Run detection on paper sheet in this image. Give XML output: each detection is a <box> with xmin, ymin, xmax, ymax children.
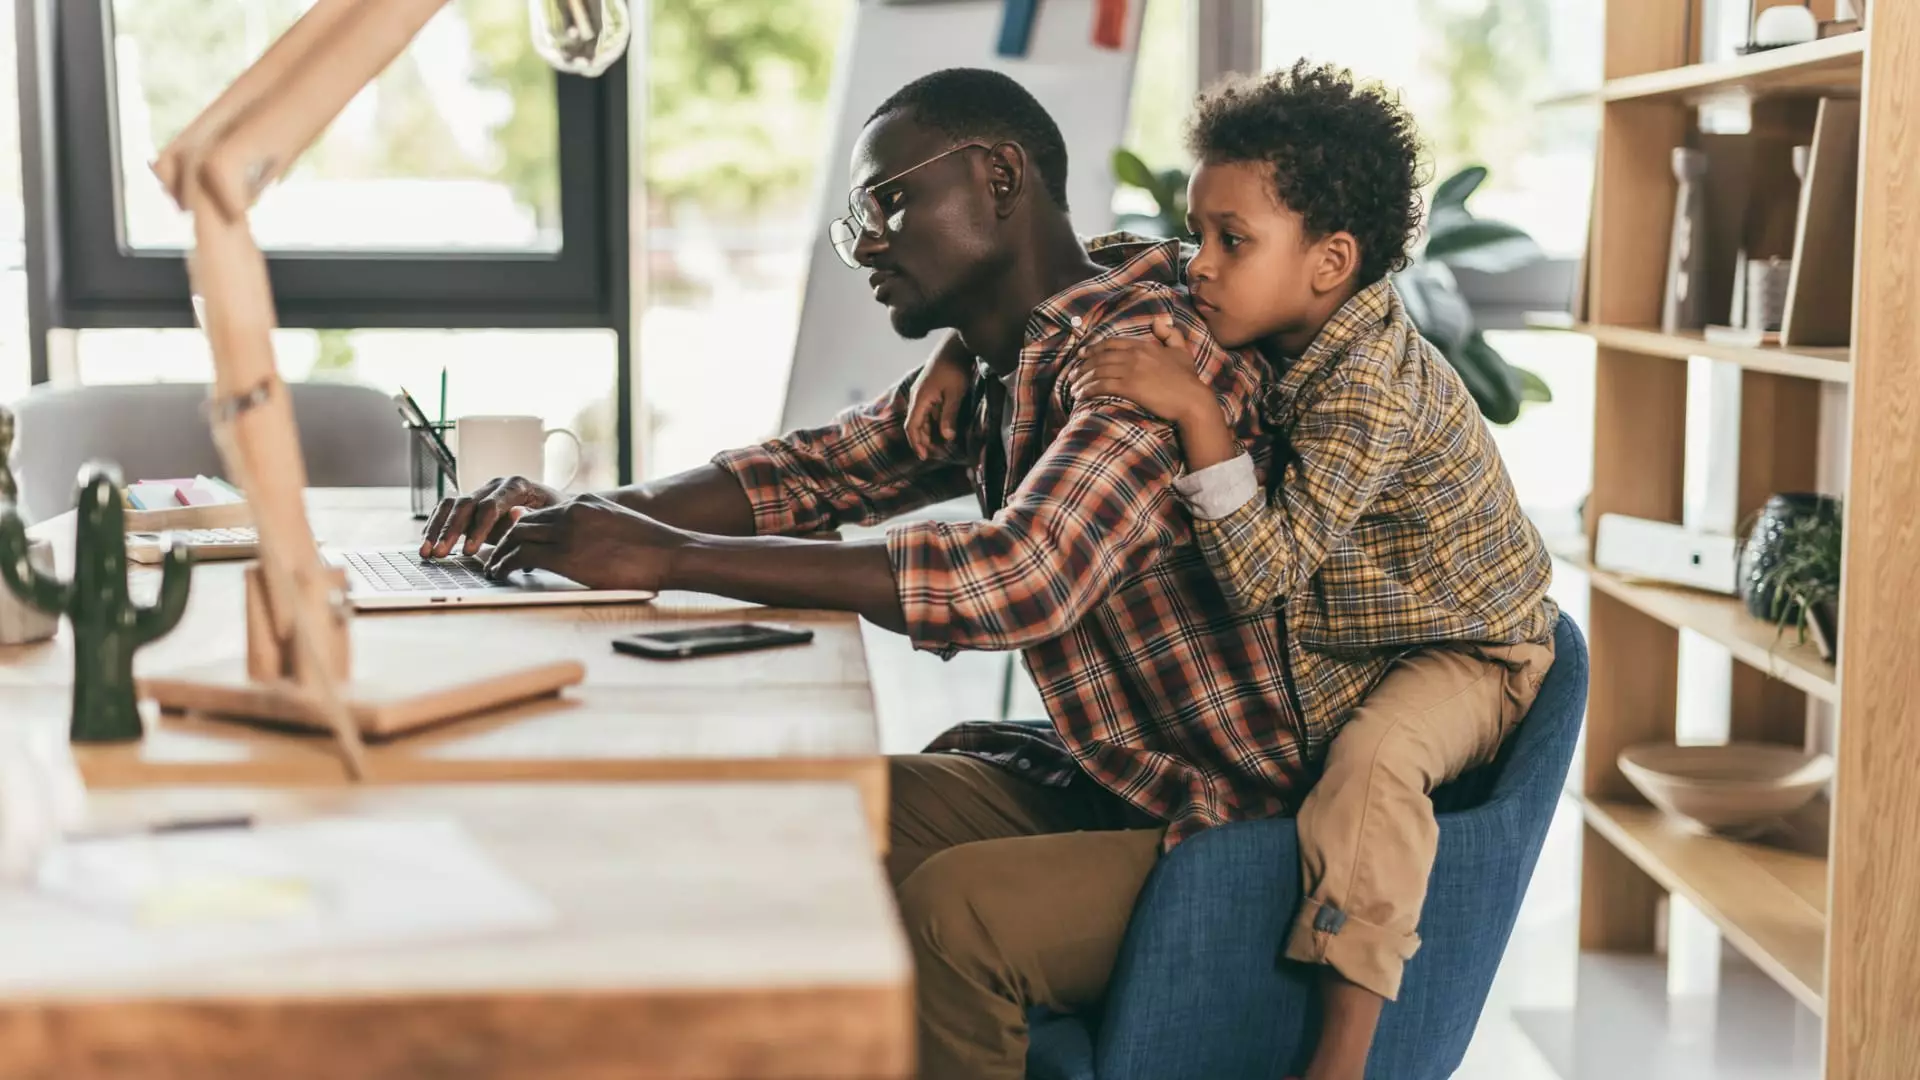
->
<box><xmin>0</xmin><ymin>816</ymin><xmax>555</xmax><ymax>989</ymax></box>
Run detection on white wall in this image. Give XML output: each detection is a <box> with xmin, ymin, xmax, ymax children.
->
<box><xmin>779</xmin><ymin>0</ymin><xmax>1147</xmax><ymax>432</ymax></box>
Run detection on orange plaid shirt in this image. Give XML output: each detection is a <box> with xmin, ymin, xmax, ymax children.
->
<box><xmin>713</xmin><ymin>240</ymin><xmax>1310</xmax><ymax>845</ymax></box>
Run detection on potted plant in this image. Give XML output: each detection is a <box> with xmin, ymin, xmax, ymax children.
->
<box><xmin>1749</xmin><ymin>504</ymin><xmax>1844</xmax><ymax>662</ymax></box>
<box><xmin>1111</xmin><ymin>152</ymin><xmax>1553</xmax><ymax>424</ymax></box>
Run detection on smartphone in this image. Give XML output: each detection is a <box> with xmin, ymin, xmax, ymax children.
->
<box><xmin>612</xmin><ymin>622</ymin><xmax>816</xmax><ymax>660</ymax></box>
<box><xmin>393</xmin><ymin>388</ymin><xmax>459</xmax><ymax>480</ymax></box>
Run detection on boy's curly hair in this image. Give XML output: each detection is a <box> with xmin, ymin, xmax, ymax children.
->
<box><xmin>1186</xmin><ymin>60</ymin><xmax>1426</xmax><ymax>286</ymax></box>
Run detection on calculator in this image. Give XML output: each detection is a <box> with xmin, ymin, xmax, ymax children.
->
<box><xmin>127</xmin><ymin>527</ymin><xmax>260</xmax><ymax>564</ymax></box>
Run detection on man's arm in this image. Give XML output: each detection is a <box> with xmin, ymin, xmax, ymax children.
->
<box><xmin>680</xmin><ymin>396</ymin><xmax>1183</xmax><ymax>648</ymax></box>
<box><xmin>596</xmin><ymin>465</ymin><xmax>759</xmax><ymax>536</ymax></box>
<box><xmin>699</xmin><ymin>370</ymin><xmax>973</xmax><ymax>538</ymax></box>
<box><xmin>428</xmin><ymin>370</ymin><xmax>969</xmax><ymax>556</ymax></box>
<box><xmin>888</xmin><ymin>395</ymin><xmax>1186</xmax><ymax>654</ymax></box>
<box><xmin>490</xmin><ymin>387</ymin><xmax>1185</xmax><ymax>643</ymax></box>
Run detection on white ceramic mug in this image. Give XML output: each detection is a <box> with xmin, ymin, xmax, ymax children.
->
<box><xmin>454</xmin><ymin>415</ymin><xmax>583</xmax><ymax>494</ymax></box>
<box><xmin>0</xmin><ymin>539</ymin><xmax>59</xmax><ymax>646</ymax></box>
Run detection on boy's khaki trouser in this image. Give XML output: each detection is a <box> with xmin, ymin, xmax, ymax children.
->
<box><xmin>889</xmin><ymin>639</ymin><xmax>1555</xmax><ymax>1080</ymax></box>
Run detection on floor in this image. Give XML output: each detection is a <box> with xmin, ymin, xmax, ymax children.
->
<box><xmin>854</xmin><ymin>534</ymin><xmax>1824</xmax><ymax>1079</ymax></box>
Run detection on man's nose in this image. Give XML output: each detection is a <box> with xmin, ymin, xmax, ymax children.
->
<box><xmin>852</xmin><ymin>228</ymin><xmax>888</xmax><ymax>268</ymax></box>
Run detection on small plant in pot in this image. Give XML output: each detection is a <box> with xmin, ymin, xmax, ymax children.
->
<box><xmin>1748</xmin><ymin>503</ymin><xmax>1843</xmax><ymax>663</ymax></box>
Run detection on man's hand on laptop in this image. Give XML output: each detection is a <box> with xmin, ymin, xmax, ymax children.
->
<box><xmin>421</xmin><ymin>475</ymin><xmax>564</xmax><ymax>559</ymax></box>
<box><xmin>482</xmin><ymin>493</ymin><xmax>683</xmax><ymax>591</ymax></box>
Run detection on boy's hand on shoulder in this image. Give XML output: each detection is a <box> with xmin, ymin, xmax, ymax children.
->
<box><xmin>1071</xmin><ymin>315</ymin><xmax>1213</xmax><ymax>426</ymax></box>
<box><xmin>905</xmin><ymin>332</ymin><xmax>974</xmax><ymax>460</ymax></box>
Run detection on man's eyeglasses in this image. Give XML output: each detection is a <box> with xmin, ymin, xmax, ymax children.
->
<box><xmin>829</xmin><ymin>142</ymin><xmax>991</xmax><ymax>269</ymax></box>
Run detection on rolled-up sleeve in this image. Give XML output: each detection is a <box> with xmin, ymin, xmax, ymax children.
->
<box><xmin>711</xmin><ymin>370</ymin><xmax>972</xmax><ymax>537</ymax></box>
<box><xmin>1172</xmin><ymin>452</ymin><xmax>1260</xmax><ymax>521</ymax></box>
<box><xmin>886</xmin><ymin>399</ymin><xmax>1185</xmax><ymax>657</ymax></box>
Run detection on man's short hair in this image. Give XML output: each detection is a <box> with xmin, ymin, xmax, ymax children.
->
<box><xmin>868</xmin><ymin>68</ymin><xmax>1071</xmax><ymax>211</ymax></box>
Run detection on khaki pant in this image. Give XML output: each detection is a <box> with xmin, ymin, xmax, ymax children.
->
<box><xmin>890</xmin><ymin>640</ymin><xmax>1554</xmax><ymax>1080</ymax></box>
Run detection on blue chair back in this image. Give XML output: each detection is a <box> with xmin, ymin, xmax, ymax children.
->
<box><xmin>1029</xmin><ymin>614</ymin><xmax>1588</xmax><ymax>1080</ymax></box>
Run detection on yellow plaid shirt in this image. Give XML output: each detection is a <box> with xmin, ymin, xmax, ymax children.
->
<box><xmin>1178</xmin><ymin>276</ymin><xmax>1557</xmax><ymax>743</ymax></box>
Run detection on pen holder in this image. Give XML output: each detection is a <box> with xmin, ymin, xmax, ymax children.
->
<box><xmin>409</xmin><ymin>421</ymin><xmax>455</xmax><ymax>521</ymax></box>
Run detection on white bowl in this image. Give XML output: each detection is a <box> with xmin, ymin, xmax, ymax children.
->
<box><xmin>1618</xmin><ymin>742</ymin><xmax>1833</xmax><ymax>837</ymax></box>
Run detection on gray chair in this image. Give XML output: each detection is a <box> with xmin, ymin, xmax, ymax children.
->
<box><xmin>9</xmin><ymin>381</ymin><xmax>410</xmax><ymax>524</ymax></box>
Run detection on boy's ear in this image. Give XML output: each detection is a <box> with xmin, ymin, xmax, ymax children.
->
<box><xmin>1312</xmin><ymin>231</ymin><xmax>1362</xmax><ymax>295</ymax></box>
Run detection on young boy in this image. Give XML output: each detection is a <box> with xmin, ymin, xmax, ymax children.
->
<box><xmin>905</xmin><ymin>61</ymin><xmax>1557</xmax><ymax>1079</ymax></box>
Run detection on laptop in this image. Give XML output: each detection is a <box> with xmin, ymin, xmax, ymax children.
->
<box><xmin>329</xmin><ymin>547</ymin><xmax>656</xmax><ymax>611</ymax></box>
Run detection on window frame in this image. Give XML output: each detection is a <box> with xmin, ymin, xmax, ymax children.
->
<box><xmin>25</xmin><ymin>0</ymin><xmax>628</xmax><ymax>331</ymax></box>
<box><xmin>16</xmin><ymin>0</ymin><xmax>636</xmax><ymax>483</ymax></box>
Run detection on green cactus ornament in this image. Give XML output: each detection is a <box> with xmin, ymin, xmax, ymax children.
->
<box><xmin>0</xmin><ymin>463</ymin><xmax>193</xmax><ymax>742</ymax></box>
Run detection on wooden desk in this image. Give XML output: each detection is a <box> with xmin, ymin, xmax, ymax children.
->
<box><xmin>0</xmin><ymin>782</ymin><xmax>912</xmax><ymax>1079</ymax></box>
<box><xmin>0</xmin><ymin>491</ymin><xmax>887</xmax><ymax>839</ymax></box>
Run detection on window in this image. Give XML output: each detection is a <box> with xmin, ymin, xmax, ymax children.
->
<box><xmin>110</xmin><ymin>0</ymin><xmax>562</xmax><ymax>254</ymax></box>
<box><xmin>636</xmin><ymin>0</ymin><xmax>850</xmax><ymax>478</ymax></box>
<box><xmin>18</xmin><ymin>0</ymin><xmax>634</xmax><ymax>478</ymax></box>
<box><xmin>25</xmin><ymin>0</ymin><xmax>626</xmax><ymax>329</ymax></box>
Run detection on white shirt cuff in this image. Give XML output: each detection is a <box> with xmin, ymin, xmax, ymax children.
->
<box><xmin>1172</xmin><ymin>452</ymin><xmax>1259</xmax><ymax>521</ymax></box>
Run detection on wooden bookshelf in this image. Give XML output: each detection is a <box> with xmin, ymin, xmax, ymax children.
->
<box><xmin>1581</xmin><ymin>2</ymin><xmax>1920</xmax><ymax>1073</ymax></box>
<box><xmin>1538</xmin><ymin>35</ymin><xmax>1866</xmax><ymax>109</ymax></box>
<box><xmin>1559</xmin><ymin>555</ymin><xmax>1838</xmax><ymax>703</ymax></box>
<box><xmin>1573</xmin><ymin>324</ymin><xmax>1853</xmax><ymax>382</ymax></box>
<box><xmin>1602</xmin><ymin>33</ymin><xmax>1865</xmax><ymax>103</ymax></box>
<box><xmin>1581</xmin><ymin>798</ymin><xmax>1828</xmax><ymax>1014</ymax></box>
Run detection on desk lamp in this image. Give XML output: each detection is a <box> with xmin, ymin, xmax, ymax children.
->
<box><xmin>140</xmin><ymin>0</ymin><xmax>630</xmax><ymax>778</ymax></box>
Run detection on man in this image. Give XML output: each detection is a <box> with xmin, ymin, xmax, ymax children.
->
<box><xmin>424</xmin><ymin>68</ymin><xmax>1299</xmax><ymax>1080</ymax></box>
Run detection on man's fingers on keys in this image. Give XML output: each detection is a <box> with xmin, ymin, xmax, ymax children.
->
<box><xmin>465</xmin><ymin>499</ymin><xmax>516</xmax><ymax>557</ymax></box>
<box><xmin>431</xmin><ymin>497</ymin><xmax>478</xmax><ymax>558</ymax></box>
<box><xmin>484</xmin><ymin>535</ymin><xmax>553</xmax><ymax>578</ymax></box>
<box><xmin>495</xmin><ymin>519</ymin><xmax>560</xmax><ymax>548</ymax></box>
<box><xmin>421</xmin><ymin>497</ymin><xmax>459</xmax><ymax>556</ymax></box>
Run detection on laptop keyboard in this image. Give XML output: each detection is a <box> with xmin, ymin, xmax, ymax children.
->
<box><xmin>343</xmin><ymin>549</ymin><xmax>516</xmax><ymax>593</ymax></box>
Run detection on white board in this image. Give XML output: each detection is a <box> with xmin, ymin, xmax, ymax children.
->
<box><xmin>779</xmin><ymin>0</ymin><xmax>1147</xmax><ymax>431</ymax></box>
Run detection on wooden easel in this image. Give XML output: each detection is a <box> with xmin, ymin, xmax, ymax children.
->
<box><xmin>141</xmin><ymin>0</ymin><xmax>586</xmax><ymax>778</ymax></box>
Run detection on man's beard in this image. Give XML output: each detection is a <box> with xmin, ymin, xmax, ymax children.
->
<box><xmin>888</xmin><ymin>273</ymin><xmax>973</xmax><ymax>341</ymax></box>
<box><xmin>890</xmin><ymin>293</ymin><xmax>956</xmax><ymax>341</ymax></box>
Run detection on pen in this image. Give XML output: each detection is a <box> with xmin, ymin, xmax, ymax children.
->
<box><xmin>69</xmin><ymin>814</ymin><xmax>257</xmax><ymax>842</ymax></box>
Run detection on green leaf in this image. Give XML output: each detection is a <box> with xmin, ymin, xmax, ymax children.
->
<box><xmin>1393</xmin><ymin>263</ymin><xmax>1472</xmax><ymax>355</ymax></box>
<box><xmin>1517</xmin><ymin>366</ymin><xmax>1554</xmax><ymax>403</ymax></box>
<box><xmin>1433</xmin><ymin>166</ymin><xmax>1488</xmax><ymax>211</ymax></box>
<box><xmin>1455</xmin><ymin>332</ymin><xmax>1523</xmax><ymax>425</ymax></box>
<box><xmin>1425</xmin><ymin>219</ymin><xmax>1542</xmax><ymax>265</ymax></box>
<box><xmin>1112</xmin><ymin>149</ymin><xmax>1159</xmax><ymax>197</ymax></box>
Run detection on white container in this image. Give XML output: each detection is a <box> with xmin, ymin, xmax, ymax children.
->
<box><xmin>0</xmin><ymin>538</ymin><xmax>60</xmax><ymax>645</ymax></box>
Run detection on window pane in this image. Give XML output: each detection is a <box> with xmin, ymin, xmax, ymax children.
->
<box><xmin>1260</xmin><ymin>0</ymin><xmax>1602</xmax><ymax>256</ymax></box>
<box><xmin>75</xmin><ymin>327</ymin><xmax>618</xmax><ymax>492</ymax></box>
<box><xmin>0</xmin><ymin>0</ymin><xmax>27</xmax><ymax>403</ymax></box>
<box><xmin>638</xmin><ymin>0</ymin><xmax>850</xmax><ymax>478</ymax></box>
<box><xmin>1109</xmin><ymin>0</ymin><xmax>1192</xmax><ymax>232</ymax></box>
<box><xmin>111</xmin><ymin>0</ymin><xmax>562</xmax><ymax>253</ymax></box>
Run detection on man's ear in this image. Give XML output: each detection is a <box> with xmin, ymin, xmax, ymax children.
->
<box><xmin>986</xmin><ymin>142</ymin><xmax>1027</xmax><ymax>219</ymax></box>
<box><xmin>1312</xmin><ymin>231</ymin><xmax>1362</xmax><ymax>296</ymax></box>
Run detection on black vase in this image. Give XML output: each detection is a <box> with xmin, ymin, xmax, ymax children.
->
<box><xmin>1737</xmin><ymin>493</ymin><xmax>1840</xmax><ymax>620</ymax></box>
